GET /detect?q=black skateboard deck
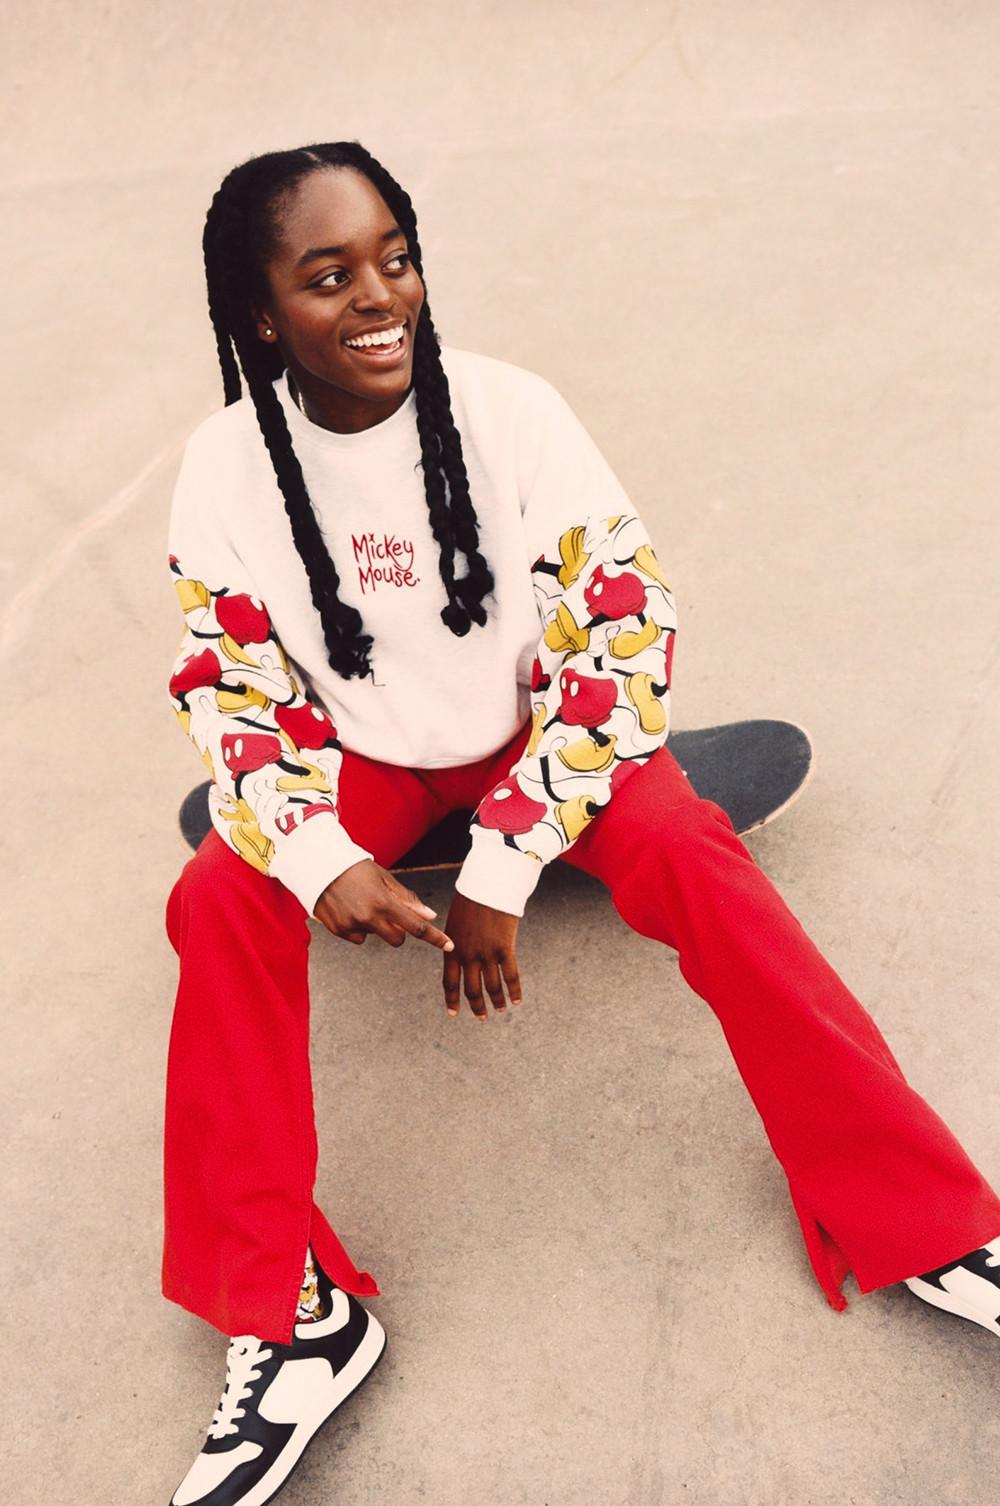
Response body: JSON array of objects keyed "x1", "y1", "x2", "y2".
[{"x1": 178, "y1": 719, "x2": 813, "y2": 873}]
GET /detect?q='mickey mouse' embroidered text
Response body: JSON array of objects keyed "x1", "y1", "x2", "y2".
[{"x1": 352, "y1": 532, "x2": 420, "y2": 594}]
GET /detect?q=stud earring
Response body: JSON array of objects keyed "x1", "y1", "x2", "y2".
[{"x1": 264, "y1": 327, "x2": 273, "y2": 336}]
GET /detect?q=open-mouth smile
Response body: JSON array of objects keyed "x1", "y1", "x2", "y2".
[{"x1": 343, "y1": 323, "x2": 408, "y2": 365}]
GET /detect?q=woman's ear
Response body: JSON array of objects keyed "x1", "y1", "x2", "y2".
[{"x1": 252, "y1": 308, "x2": 278, "y2": 343}]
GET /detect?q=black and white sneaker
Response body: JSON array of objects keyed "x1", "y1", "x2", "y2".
[
  {"x1": 904, "y1": 1235, "x2": 1000, "y2": 1337},
  {"x1": 169, "y1": 1261, "x2": 386, "y2": 1506}
]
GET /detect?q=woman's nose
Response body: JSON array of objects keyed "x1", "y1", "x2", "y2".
[{"x1": 353, "y1": 265, "x2": 395, "y2": 308}]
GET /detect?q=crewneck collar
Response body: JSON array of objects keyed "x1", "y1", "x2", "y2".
[{"x1": 274, "y1": 369, "x2": 418, "y2": 452}]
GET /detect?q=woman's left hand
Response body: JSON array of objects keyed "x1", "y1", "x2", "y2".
[{"x1": 442, "y1": 893, "x2": 522, "y2": 1019}]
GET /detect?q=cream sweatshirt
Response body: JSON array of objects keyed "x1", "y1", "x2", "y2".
[{"x1": 167, "y1": 345, "x2": 677, "y2": 916}]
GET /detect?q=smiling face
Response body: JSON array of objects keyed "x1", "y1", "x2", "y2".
[{"x1": 253, "y1": 167, "x2": 426, "y2": 434}]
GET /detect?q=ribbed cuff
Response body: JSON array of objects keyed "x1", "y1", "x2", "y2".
[
  {"x1": 266, "y1": 810, "x2": 374, "y2": 917},
  {"x1": 454, "y1": 830, "x2": 545, "y2": 917}
]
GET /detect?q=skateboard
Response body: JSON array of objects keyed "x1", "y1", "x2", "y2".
[{"x1": 177, "y1": 719, "x2": 813, "y2": 873}]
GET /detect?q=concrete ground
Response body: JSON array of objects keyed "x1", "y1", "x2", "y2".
[{"x1": 4, "y1": 3, "x2": 1000, "y2": 1502}]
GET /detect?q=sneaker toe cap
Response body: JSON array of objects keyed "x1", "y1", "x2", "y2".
[{"x1": 171, "y1": 1440, "x2": 263, "y2": 1505}]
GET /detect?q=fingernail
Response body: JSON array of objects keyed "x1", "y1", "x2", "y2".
[
  {"x1": 418, "y1": 904, "x2": 437, "y2": 918},
  {"x1": 443, "y1": 940, "x2": 455, "y2": 952},
  {"x1": 447, "y1": 1007, "x2": 458, "y2": 1017}
]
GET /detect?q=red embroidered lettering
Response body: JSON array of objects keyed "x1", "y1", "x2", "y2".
[{"x1": 354, "y1": 533, "x2": 420, "y2": 594}]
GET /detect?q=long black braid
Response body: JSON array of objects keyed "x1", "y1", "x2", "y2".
[{"x1": 201, "y1": 142, "x2": 495, "y2": 679}]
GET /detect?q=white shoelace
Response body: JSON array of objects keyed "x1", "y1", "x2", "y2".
[{"x1": 208, "y1": 1336, "x2": 274, "y2": 1440}]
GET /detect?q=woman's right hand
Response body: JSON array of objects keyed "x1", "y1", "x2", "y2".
[{"x1": 314, "y1": 859, "x2": 454, "y2": 952}]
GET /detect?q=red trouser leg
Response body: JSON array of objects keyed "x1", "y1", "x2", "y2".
[
  {"x1": 163, "y1": 751, "x2": 449, "y2": 1343},
  {"x1": 562, "y1": 746, "x2": 1000, "y2": 1310}
]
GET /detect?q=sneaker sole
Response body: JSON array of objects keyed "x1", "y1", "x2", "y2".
[
  {"x1": 232, "y1": 1310, "x2": 387, "y2": 1506},
  {"x1": 904, "y1": 1275, "x2": 1000, "y2": 1337}
]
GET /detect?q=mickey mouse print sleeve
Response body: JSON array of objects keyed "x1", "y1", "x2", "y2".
[
  {"x1": 166, "y1": 431, "x2": 373, "y2": 916},
  {"x1": 454, "y1": 375, "x2": 678, "y2": 917}
]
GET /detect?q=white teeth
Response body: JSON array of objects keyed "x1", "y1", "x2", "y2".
[{"x1": 347, "y1": 323, "x2": 405, "y2": 349}]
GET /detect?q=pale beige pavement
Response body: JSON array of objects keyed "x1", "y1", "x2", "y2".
[{"x1": 3, "y1": 3, "x2": 1000, "y2": 1503}]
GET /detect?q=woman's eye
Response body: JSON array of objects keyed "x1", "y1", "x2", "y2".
[{"x1": 315, "y1": 253, "x2": 409, "y2": 290}]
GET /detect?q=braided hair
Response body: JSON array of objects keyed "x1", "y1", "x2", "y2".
[{"x1": 202, "y1": 142, "x2": 495, "y2": 679}]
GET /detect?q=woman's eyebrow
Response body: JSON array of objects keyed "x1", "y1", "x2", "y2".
[{"x1": 294, "y1": 226, "x2": 405, "y2": 270}]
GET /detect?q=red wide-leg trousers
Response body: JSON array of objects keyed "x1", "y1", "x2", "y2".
[{"x1": 163, "y1": 723, "x2": 1000, "y2": 1342}]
